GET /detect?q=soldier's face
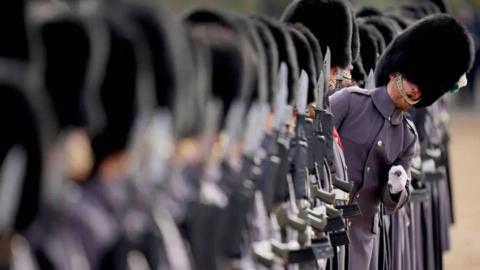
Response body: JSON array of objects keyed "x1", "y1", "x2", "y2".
[
  {"x1": 402, "y1": 79, "x2": 422, "y2": 101},
  {"x1": 388, "y1": 74, "x2": 422, "y2": 111}
]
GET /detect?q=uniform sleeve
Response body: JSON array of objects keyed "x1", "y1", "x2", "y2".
[
  {"x1": 329, "y1": 89, "x2": 351, "y2": 130},
  {"x1": 382, "y1": 130, "x2": 418, "y2": 213}
]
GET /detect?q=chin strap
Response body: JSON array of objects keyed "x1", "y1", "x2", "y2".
[{"x1": 394, "y1": 73, "x2": 421, "y2": 106}]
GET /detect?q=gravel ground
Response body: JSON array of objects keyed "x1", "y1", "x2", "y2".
[{"x1": 444, "y1": 108, "x2": 480, "y2": 269}]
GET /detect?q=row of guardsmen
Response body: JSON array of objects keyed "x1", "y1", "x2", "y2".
[{"x1": 0, "y1": 0, "x2": 474, "y2": 269}]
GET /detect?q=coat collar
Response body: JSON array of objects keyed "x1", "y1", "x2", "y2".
[{"x1": 371, "y1": 86, "x2": 403, "y2": 126}]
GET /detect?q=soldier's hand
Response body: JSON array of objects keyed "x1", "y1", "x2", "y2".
[
  {"x1": 388, "y1": 165, "x2": 408, "y2": 194},
  {"x1": 422, "y1": 158, "x2": 436, "y2": 173}
]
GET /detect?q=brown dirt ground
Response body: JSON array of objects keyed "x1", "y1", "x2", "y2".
[{"x1": 444, "y1": 109, "x2": 480, "y2": 269}]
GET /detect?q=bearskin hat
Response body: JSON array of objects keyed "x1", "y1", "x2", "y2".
[
  {"x1": 385, "y1": 13, "x2": 413, "y2": 30},
  {"x1": 89, "y1": 13, "x2": 139, "y2": 167},
  {"x1": 235, "y1": 17, "x2": 269, "y2": 105},
  {"x1": 358, "y1": 23, "x2": 383, "y2": 74},
  {"x1": 375, "y1": 14, "x2": 475, "y2": 107},
  {"x1": 351, "y1": 59, "x2": 367, "y2": 87},
  {"x1": 428, "y1": 0, "x2": 448, "y2": 13},
  {"x1": 0, "y1": 0, "x2": 29, "y2": 60},
  {"x1": 289, "y1": 27, "x2": 317, "y2": 103},
  {"x1": 361, "y1": 15, "x2": 401, "y2": 46},
  {"x1": 0, "y1": 84, "x2": 42, "y2": 232},
  {"x1": 253, "y1": 20, "x2": 279, "y2": 106},
  {"x1": 116, "y1": 1, "x2": 199, "y2": 138},
  {"x1": 281, "y1": 0, "x2": 353, "y2": 69},
  {"x1": 356, "y1": 6, "x2": 383, "y2": 18},
  {"x1": 185, "y1": 9, "x2": 257, "y2": 123},
  {"x1": 254, "y1": 16, "x2": 299, "y2": 104},
  {"x1": 397, "y1": 2, "x2": 440, "y2": 21},
  {"x1": 38, "y1": 17, "x2": 90, "y2": 129},
  {"x1": 293, "y1": 24, "x2": 323, "y2": 81},
  {"x1": 351, "y1": 9, "x2": 360, "y2": 63}
]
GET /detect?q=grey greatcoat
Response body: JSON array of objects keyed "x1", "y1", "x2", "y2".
[{"x1": 329, "y1": 86, "x2": 417, "y2": 270}]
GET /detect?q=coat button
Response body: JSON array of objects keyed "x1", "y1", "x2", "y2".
[
  {"x1": 377, "y1": 140, "x2": 383, "y2": 147},
  {"x1": 356, "y1": 194, "x2": 360, "y2": 199},
  {"x1": 366, "y1": 167, "x2": 371, "y2": 173}
]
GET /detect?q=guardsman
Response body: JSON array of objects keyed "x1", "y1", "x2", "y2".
[{"x1": 329, "y1": 14, "x2": 474, "y2": 270}]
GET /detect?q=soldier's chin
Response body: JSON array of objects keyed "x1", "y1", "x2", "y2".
[
  {"x1": 395, "y1": 98, "x2": 409, "y2": 110},
  {"x1": 400, "y1": 101, "x2": 411, "y2": 111}
]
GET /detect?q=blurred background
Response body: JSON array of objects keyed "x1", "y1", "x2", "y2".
[{"x1": 159, "y1": 0, "x2": 480, "y2": 269}]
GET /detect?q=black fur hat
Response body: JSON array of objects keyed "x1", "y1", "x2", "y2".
[
  {"x1": 356, "y1": 6, "x2": 383, "y2": 18},
  {"x1": 190, "y1": 25, "x2": 247, "y2": 123},
  {"x1": 81, "y1": 5, "x2": 139, "y2": 166},
  {"x1": 236, "y1": 17, "x2": 269, "y2": 105},
  {"x1": 358, "y1": 23, "x2": 384, "y2": 74},
  {"x1": 0, "y1": 0, "x2": 29, "y2": 60},
  {"x1": 361, "y1": 16, "x2": 401, "y2": 46},
  {"x1": 185, "y1": 10, "x2": 257, "y2": 124},
  {"x1": 369, "y1": 24, "x2": 386, "y2": 56},
  {"x1": 38, "y1": 17, "x2": 90, "y2": 129},
  {"x1": 351, "y1": 58, "x2": 367, "y2": 87},
  {"x1": 184, "y1": 8, "x2": 239, "y2": 28},
  {"x1": 294, "y1": 25, "x2": 323, "y2": 78},
  {"x1": 117, "y1": 1, "x2": 199, "y2": 139},
  {"x1": 281, "y1": 0, "x2": 353, "y2": 69},
  {"x1": 289, "y1": 27, "x2": 317, "y2": 103},
  {"x1": 396, "y1": 5, "x2": 424, "y2": 21},
  {"x1": 121, "y1": 1, "x2": 195, "y2": 111},
  {"x1": 0, "y1": 3, "x2": 42, "y2": 230},
  {"x1": 254, "y1": 16, "x2": 299, "y2": 104},
  {"x1": 253, "y1": 20, "x2": 279, "y2": 106},
  {"x1": 385, "y1": 13, "x2": 413, "y2": 30},
  {"x1": 375, "y1": 15, "x2": 475, "y2": 107},
  {"x1": 427, "y1": 0, "x2": 448, "y2": 13},
  {"x1": 397, "y1": 2, "x2": 440, "y2": 21},
  {"x1": 0, "y1": 83, "x2": 42, "y2": 232},
  {"x1": 420, "y1": 1, "x2": 442, "y2": 15},
  {"x1": 351, "y1": 10, "x2": 360, "y2": 63}
]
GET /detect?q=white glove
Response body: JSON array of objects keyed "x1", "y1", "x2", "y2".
[
  {"x1": 388, "y1": 165, "x2": 408, "y2": 194},
  {"x1": 422, "y1": 159, "x2": 436, "y2": 173}
]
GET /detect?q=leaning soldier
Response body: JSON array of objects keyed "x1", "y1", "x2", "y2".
[{"x1": 329, "y1": 14, "x2": 474, "y2": 270}]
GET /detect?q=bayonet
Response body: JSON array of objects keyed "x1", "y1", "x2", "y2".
[
  {"x1": 323, "y1": 48, "x2": 331, "y2": 108},
  {"x1": 273, "y1": 63, "x2": 289, "y2": 131},
  {"x1": 222, "y1": 100, "x2": 247, "y2": 158},
  {"x1": 316, "y1": 71, "x2": 325, "y2": 110},
  {"x1": 243, "y1": 102, "x2": 269, "y2": 158},
  {"x1": 0, "y1": 147, "x2": 27, "y2": 232},
  {"x1": 296, "y1": 70, "x2": 309, "y2": 115},
  {"x1": 200, "y1": 98, "x2": 222, "y2": 159},
  {"x1": 365, "y1": 69, "x2": 375, "y2": 90}
]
